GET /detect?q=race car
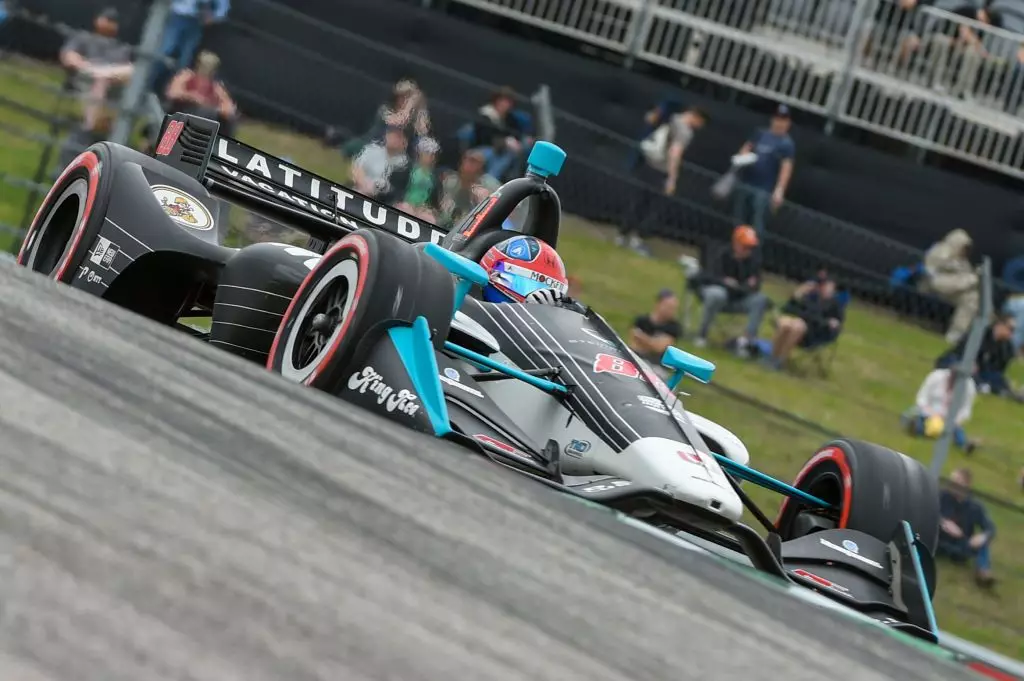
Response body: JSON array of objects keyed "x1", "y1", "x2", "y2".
[{"x1": 17, "y1": 112, "x2": 941, "y2": 644}]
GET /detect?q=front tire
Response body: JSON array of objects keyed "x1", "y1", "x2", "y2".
[
  {"x1": 267, "y1": 229, "x2": 454, "y2": 392},
  {"x1": 776, "y1": 438, "x2": 940, "y2": 555}
]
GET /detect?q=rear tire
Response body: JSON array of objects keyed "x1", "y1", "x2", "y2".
[
  {"x1": 18, "y1": 146, "x2": 111, "y2": 282},
  {"x1": 267, "y1": 229, "x2": 454, "y2": 392},
  {"x1": 776, "y1": 438, "x2": 940, "y2": 555}
]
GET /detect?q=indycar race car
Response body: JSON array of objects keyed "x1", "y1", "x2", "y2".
[{"x1": 19, "y1": 113, "x2": 942, "y2": 644}]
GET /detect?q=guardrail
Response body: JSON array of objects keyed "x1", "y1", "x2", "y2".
[{"x1": 442, "y1": 0, "x2": 1024, "y2": 180}]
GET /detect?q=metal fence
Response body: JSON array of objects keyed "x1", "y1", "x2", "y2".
[
  {"x1": 0, "y1": 0, "x2": 1023, "y2": 664},
  {"x1": 441, "y1": 0, "x2": 1024, "y2": 179}
]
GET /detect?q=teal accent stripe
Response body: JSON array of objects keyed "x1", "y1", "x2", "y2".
[
  {"x1": 712, "y1": 453, "x2": 832, "y2": 509},
  {"x1": 904, "y1": 520, "x2": 939, "y2": 635},
  {"x1": 389, "y1": 317, "x2": 451, "y2": 437},
  {"x1": 444, "y1": 341, "x2": 568, "y2": 395}
]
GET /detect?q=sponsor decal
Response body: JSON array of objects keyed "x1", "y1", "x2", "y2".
[
  {"x1": 444, "y1": 367, "x2": 460, "y2": 381},
  {"x1": 842, "y1": 539, "x2": 860, "y2": 554},
  {"x1": 792, "y1": 569, "x2": 851, "y2": 596},
  {"x1": 347, "y1": 366, "x2": 421, "y2": 417},
  {"x1": 502, "y1": 236, "x2": 538, "y2": 261},
  {"x1": 474, "y1": 434, "x2": 527, "y2": 458},
  {"x1": 440, "y1": 373, "x2": 483, "y2": 398},
  {"x1": 152, "y1": 185, "x2": 214, "y2": 231},
  {"x1": 581, "y1": 479, "x2": 631, "y2": 494},
  {"x1": 76, "y1": 265, "x2": 105, "y2": 286},
  {"x1": 214, "y1": 138, "x2": 445, "y2": 245},
  {"x1": 638, "y1": 394, "x2": 670, "y2": 415},
  {"x1": 89, "y1": 236, "x2": 119, "y2": 270},
  {"x1": 277, "y1": 245, "x2": 321, "y2": 270},
  {"x1": 819, "y1": 538, "x2": 884, "y2": 570},
  {"x1": 155, "y1": 120, "x2": 184, "y2": 156},
  {"x1": 564, "y1": 439, "x2": 591, "y2": 458},
  {"x1": 593, "y1": 353, "x2": 641, "y2": 379}
]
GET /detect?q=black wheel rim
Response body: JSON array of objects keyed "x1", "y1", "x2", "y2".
[
  {"x1": 291, "y1": 274, "x2": 351, "y2": 371},
  {"x1": 28, "y1": 178, "x2": 88, "y2": 275}
]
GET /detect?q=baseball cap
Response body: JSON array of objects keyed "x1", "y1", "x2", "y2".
[
  {"x1": 98, "y1": 7, "x2": 119, "y2": 21},
  {"x1": 774, "y1": 104, "x2": 791, "y2": 119},
  {"x1": 732, "y1": 224, "x2": 759, "y2": 248},
  {"x1": 657, "y1": 287, "x2": 676, "y2": 301}
]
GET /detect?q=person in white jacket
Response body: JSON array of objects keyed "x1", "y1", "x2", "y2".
[{"x1": 901, "y1": 367, "x2": 980, "y2": 453}]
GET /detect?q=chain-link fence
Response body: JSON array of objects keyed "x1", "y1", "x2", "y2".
[{"x1": 1, "y1": 0, "x2": 1022, "y2": 659}]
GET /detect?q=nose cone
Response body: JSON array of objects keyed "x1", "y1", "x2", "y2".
[{"x1": 595, "y1": 437, "x2": 743, "y2": 522}]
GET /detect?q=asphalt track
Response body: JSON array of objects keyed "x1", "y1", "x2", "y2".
[{"x1": 0, "y1": 259, "x2": 978, "y2": 681}]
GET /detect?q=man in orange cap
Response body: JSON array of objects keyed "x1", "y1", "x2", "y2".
[{"x1": 694, "y1": 225, "x2": 771, "y2": 355}]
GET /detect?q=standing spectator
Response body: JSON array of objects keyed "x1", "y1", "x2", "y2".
[
  {"x1": 692, "y1": 225, "x2": 771, "y2": 352},
  {"x1": 938, "y1": 468, "x2": 996, "y2": 587},
  {"x1": 936, "y1": 314, "x2": 1020, "y2": 400},
  {"x1": 59, "y1": 7, "x2": 134, "y2": 135},
  {"x1": 439, "y1": 148, "x2": 500, "y2": 229},
  {"x1": 153, "y1": 0, "x2": 231, "y2": 92},
  {"x1": 340, "y1": 79, "x2": 431, "y2": 158},
  {"x1": 629, "y1": 288, "x2": 683, "y2": 362},
  {"x1": 395, "y1": 137, "x2": 443, "y2": 222},
  {"x1": 626, "y1": 95, "x2": 683, "y2": 171},
  {"x1": 763, "y1": 274, "x2": 846, "y2": 371},
  {"x1": 459, "y1": 87, "x2": 532, "y2": 182},
  {"x1": 901, "y1": 366, "x2": 980, "y2": 453},
  {"x1": 731, "y1": 105, "x2": 795, "y2": 236},
  {"x1": 617, "y1": 106, "x2": 709, "y2": 256},
  {"x1": 165, "y1": 50, "x2": 237, "y2": 135},
  {"x1": 918, "y1": 228, "x2": 979, "y2": 344},
  {"x1": 350, "y1": 126, "x2": 411, "y2": 202},
  {"x1": 1004, "y1": 290, "x2": 1024, "y2": 353}
]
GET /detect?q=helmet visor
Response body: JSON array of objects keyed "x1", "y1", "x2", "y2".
[{"x1": 489, "y1": 261, "x2": 567, "y2": 301}]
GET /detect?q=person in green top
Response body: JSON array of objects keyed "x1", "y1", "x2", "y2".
[{"x1": 396, "y1": 137, "x2": 443, "y2": 222}]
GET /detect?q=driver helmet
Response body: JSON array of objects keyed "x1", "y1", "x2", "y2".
[{"x1": 479, "y1": 235, "x2": 569, "y2": 303}]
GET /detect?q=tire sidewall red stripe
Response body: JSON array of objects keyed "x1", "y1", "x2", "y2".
[{"x1": 775, "y1": 445, "x2": 853, "y2": 529}]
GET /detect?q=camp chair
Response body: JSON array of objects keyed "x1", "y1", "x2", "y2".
[{"x1": 788, "y1": 288, "x2": 851, "y2": 378}]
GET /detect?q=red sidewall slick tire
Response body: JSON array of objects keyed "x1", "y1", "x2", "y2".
[
  {"x1": 267, "y1": 229, "x2": 454, "y2": 393},
  {"x1": 18, "y1": 147, "x2": 109, "y2": 284},
  {"x1": 777, "y1": 438, "x2": 940, "y2": 555}
]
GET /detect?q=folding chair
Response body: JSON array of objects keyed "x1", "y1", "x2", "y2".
[{"x1": 789, "y1": 288, "x2": 850, "y2": 378}]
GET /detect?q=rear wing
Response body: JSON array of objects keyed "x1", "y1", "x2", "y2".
[{"x1": 152, "y1": 113, "x2": 449, "y2": 250}]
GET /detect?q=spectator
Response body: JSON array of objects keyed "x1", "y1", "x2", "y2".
[
  {"x1": 341, "y1": 79, "x2": 431, "y2": 158},
  {"x1": 395, "y1": 137, "x2": 443, "y2": 222},
  {"x1": 459, "y1": 86, "x2": 532, "y2": 182},
  {"x1": 932, "y1": 3, "x2": 1003, "y2": 99},
  {"x1": 866, "y1": 0, "x2": 935, "y2": 67},
  {"x1": 693, "y1": 225, "x2": 771, "y2": 353},
  {"x1": 350, "y1": 125, "x2": 411, "y2": 202},
  {"x1": 901, "y1": 365, "x2": 980, "y2": 453},
  {"x1": 918, "y1": 228, "x2": 979, "y2": 344},
  {"x1": 629, "y1": 288, "x2": 683, "y2": 362},
  {"x1": 626, "y1": 95, "x2": 683, "y2": 171},
  {"x1": 731, "y1": 104, "x2": 795, "y2": 236},
  {"x1": 165, "y1": 50, "x2": 237, "y2": 135},
  {"x1": 938, "y1": 468, "x2": 996, "y2": 587},
  {"x1": 1004, "y1": 290, "x2": 1024, "y2": 354},
  {"x1": 936, "y1": 314, "x2": 1020, "y2": 400},
  {"x1": 59, "y1": 7, "x2": 134, "y2": 134},
  {"x1": 617, "y1": 106, "x2": 709, "y2": 257},
  {"x1": 153, "y1": 0, "x2": 231, "y2": 92},
  {"x1": 439, "y1": 148, "x2": 500, "y2": 229},
  {"x1": 763, "y1": 273, "x2": 846, "y2": 371}
]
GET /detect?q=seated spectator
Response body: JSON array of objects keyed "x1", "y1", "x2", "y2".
[
  {"x1": 459, "y1": 86, "x2": 533, "y2": 182},
  {"x1": 917, "y1": 228, "x2": 979, "y2": 344},
  {"x1": 152, "y1": 0, "x2": 230, "y2": 94},
  {"x1": 629, "y1": 289, "x2": 682, "y2": 362},
  {"x1": 1004, "y1": 291, "x2": 1024, "y2": 354},
  {"x1": 763, "y1": 273, "x2": 845, "y2": 371},
  {"x1": 59, "y1": 7, "x2": 134, "y2": 134},
  {"x1": 341, "y1": 79, "x2": 430, "y2": 158},
  {"x1": 165, "y1": 50, "x2": 237, "y2": 135},
  {"x1": 936, "y1": 314, "x2": 1020, "y2": 401},
  {"x1": 938, "y1": 468, "x2": 996, "y2": 587},
  {"x1": 350, "y1": 125, "x2": 411, "y2": 202},
  {"x1": 395, "y1": 137, "x2": 443, "y2": 222},
  {"x1": 901, "y1": 365, "x2": 979, "y2": 453},
  {"x1": 439, "y1": 148, "x2": 499, "y2": 229}
]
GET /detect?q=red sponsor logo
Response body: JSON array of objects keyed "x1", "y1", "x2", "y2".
[
  {"x1": 793, "y1": 569, "x2": 849, "y2": 594},
  {"x1": 155, "y1": 120, "x2": 184, "y2": 156},
  {"x1": 678, "y1": 448, "x2": 703, "y2": 465},
  {"x1": 593, "y1": 353, "x2": 640, "y2": 378},
  {"x1": 474, "y1": 434, "x2": 524, "y2": 457}
]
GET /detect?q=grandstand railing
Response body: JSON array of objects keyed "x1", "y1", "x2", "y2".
[{"x1": 441, "y1": 0, "x2": 1024, "y2": 180}]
